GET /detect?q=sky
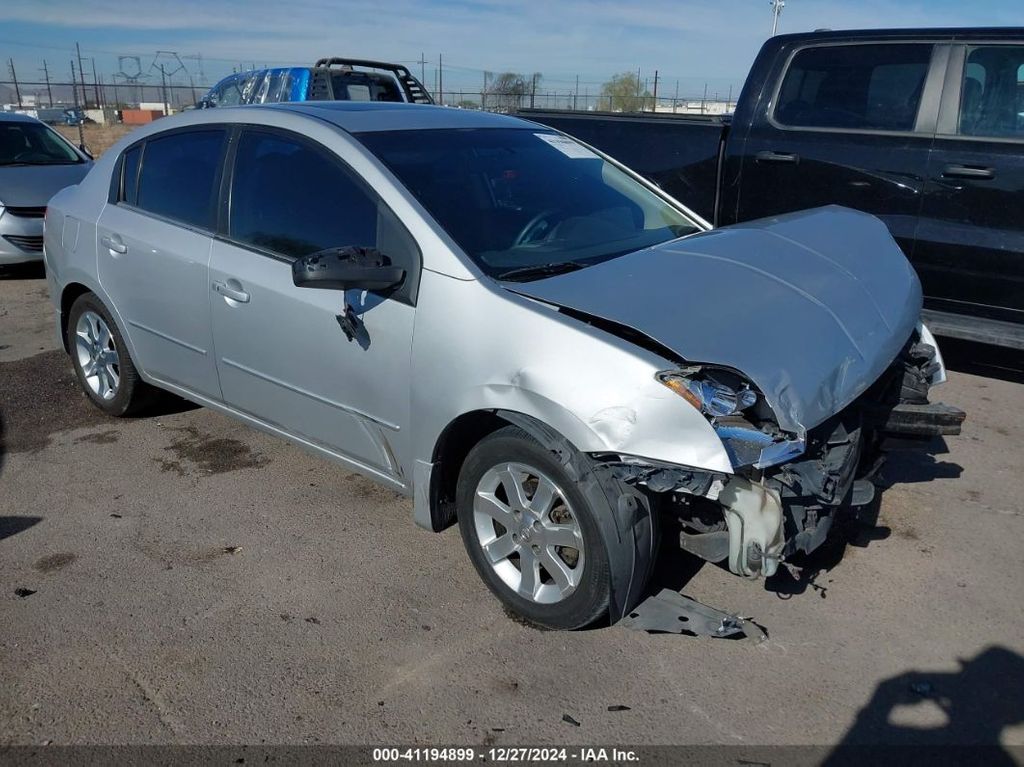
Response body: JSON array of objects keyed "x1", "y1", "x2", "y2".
[{"x1": 0, "y1": 0, "x2": 1021, "y2": 100}]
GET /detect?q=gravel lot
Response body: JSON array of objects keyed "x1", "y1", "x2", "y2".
[{"x1": 1, "y1": 263, "x2": 1022, "y2": 751}]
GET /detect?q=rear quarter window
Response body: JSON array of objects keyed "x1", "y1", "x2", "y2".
[{"x1": 775, "y1": 43, "x2": 934, "y2": 132}]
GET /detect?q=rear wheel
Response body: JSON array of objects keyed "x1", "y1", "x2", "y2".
[
  {"x1": 456, "y1": 426, "x2": 611, "y2": 629},
  {"x1": 66, "y1": 293, "x2": 154, "y2": 416}
]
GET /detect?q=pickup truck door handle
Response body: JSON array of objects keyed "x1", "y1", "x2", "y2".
[
  {"x1": 941, "y1": 164, "x2": 995, "y2": 180},
  {"x1": 755, "y1": 150, "x2": 800, "y2": 164},
  {"x1": 213, "y1": 281, "x2": 250, "y2": 304},
  {"x1": 100, "y1": 234, "x2": 128, "y2": 254}
]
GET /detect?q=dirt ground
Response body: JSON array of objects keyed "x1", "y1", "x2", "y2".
[{"x1": 1, "y1": 264, "x2": 1022, "y2": 752}]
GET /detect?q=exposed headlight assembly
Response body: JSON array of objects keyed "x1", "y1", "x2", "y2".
[
  {"x1": 657, "y1": 369, "x2": 804, "y2": 469},
  {"x1": 656, "y1": 371, "x2": 757, "y2": 418}
]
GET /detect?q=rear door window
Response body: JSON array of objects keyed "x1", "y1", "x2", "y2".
[
  {"x1": 958, "y1": 45, "x2": 1024, "y2": 139},
  {"x1": 775, "y1": 43, "x2": 933, "y2": 131},
  {"x1": 136, "y1": 129, "x2": 226, "y2": 230}
]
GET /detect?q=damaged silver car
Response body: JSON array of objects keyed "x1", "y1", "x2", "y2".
[{"x1": 44, "y1": 102, "x2": 964, "y2": 629}]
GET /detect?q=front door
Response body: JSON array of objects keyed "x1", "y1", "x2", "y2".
[
  {"x1": 96, "y1": 128, "x2": 226, "y2": 400},
  {"x1": 918, "y1": 42, "x2": 1024, "y2": 327},
  {"x1": 209, "y1": 127, "x2": 420, "y2": 482},
  {"x1": 728, "y1": 41, "x2": 941, "y2": 260}
]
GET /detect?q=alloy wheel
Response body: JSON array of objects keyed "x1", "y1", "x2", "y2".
[
  {"x1": 472, "y1": 462, "x2": 586, "y2": 604},
  {"x1": 75, "y1": 310, "x2": 120, "y2": 400}
]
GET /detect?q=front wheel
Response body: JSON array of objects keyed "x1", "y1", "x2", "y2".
[{"x1": 456, "y1": 426, "x2": 612, "y2": 630}]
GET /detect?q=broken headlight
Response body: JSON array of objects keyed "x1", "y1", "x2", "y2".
[
  {"x1": 657, "y1": 369, "x2": 805, "y2": 469},
  {"x1": 656, "y1": 370, "x2": 757, "y2": 418}
]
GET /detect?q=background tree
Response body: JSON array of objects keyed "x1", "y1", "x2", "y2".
[
  {"x1": 600, "y1": 71, "x2": 652, "y2": 112},
  {"x1": 483, "y1": 71, "x2": 542, "y2": 112}
]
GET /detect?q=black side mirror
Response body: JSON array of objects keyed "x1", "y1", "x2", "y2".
[{"x1": 292, "y1": 247, "x2": 405, "y2": 293}]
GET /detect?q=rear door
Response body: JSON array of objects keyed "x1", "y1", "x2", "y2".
[
  {"x1": 730, "y1": 40, "x2": 946, "y2": 259},
  {"x1": 917, "y1": 42, "x2": 1024, "y2": 331},
  {"x1": 96, "y1": 128, "x2": 226, "y2": 399},
  {"x1": 208, "y1": 126, "x2": 420, "y2": 483}
]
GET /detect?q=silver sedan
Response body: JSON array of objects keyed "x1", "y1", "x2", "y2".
[
  {"x1": 43, "y1": 102, "x2": 962, "y2": 629},
  {"x1": 0, "y1": 112, "x2": 91, "y2": 265}
]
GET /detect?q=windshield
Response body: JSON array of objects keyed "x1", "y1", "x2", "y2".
[
  {"x1": 0, "y1": 121, "x2": 83, "y2": 166},
  {"x1": 356, "y1": 128, "x2": 699, "y2": 279}
]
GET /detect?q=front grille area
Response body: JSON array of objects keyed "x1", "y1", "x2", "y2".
[
  {"x1": 2, "y1": 234, "x2": 44, "y2": 253},
  {"x1": 4, "y1": 206, "x2": 46, "y2": 219}
]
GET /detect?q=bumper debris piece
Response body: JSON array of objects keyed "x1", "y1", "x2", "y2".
[
  {"x1": 864, "y1": 402, "x2": 966, "y2": 437},
  {"x1": 620, "y1": 589, "x2": 766, "y2": 643}
]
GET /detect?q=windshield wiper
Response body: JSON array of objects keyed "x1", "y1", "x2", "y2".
[{"x1": 496, "y1": 261, "x2": 587, "y2": 282}]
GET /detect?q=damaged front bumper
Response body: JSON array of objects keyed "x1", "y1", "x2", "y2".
[{"x1": 597, "y1": 333, "x2": 965, "y2": 581}]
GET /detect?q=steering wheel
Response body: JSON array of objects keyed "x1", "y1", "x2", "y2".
[{"x1": 514, "y1": 209, "x2": 564, "y2": 247}]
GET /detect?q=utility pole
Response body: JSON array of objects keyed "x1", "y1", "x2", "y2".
[
  {"x1": 573, "y1": 74, "x2": 579, "y2": 111},
  {"x1": 8, "y1": 59, "x2": 22, "y2": 108},
  {"x1": 770, "y1": 0, "x2": 786, "y2": 36},
  {"x1": 419, "y1": 52, "x2": 426, "y2": 86},
  {"x1": 91, "y1": 57, "x2": 101, "y2": 108},
  {"x1": 482, "y1": 71, "x2": 488, "y2": 110},
  {"x1": 652, "y1": 70, "x2": 659, "y2": 112},
  {"x1": 635, "y1": 66, "x2": 641, "y2": 100},
  {"x1": 41, "y1": 60, "x2": 53, "y2": 106},
  {"x1": 75, "y1": 42, "x2": 88, "y2": 108},
  {"x1": 673, "y1": 79, "x2": 679, "y2": 113},
  {"x1": 438, "y1": 53, "x2": 443, "y2": 105},
  {"x1": 158, "y1": 64, "x2": 169, "y2": 115},
  {"x1": 70, "y1": 60, "x2": 85, "y2": 148},
  {"x1": 530, "y1": 73, "x2": 537, "y2": 109},
  {"x1": 701, "y1": 82, "x2": 708, "y2": 115}
]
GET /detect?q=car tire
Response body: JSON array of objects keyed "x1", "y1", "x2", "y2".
[
  {"x1": 66, "y1": 293, "x2": 154, "y2": 416},
  {"x1": 456, "y1": 425, "x2": 611, "y2": 630}
]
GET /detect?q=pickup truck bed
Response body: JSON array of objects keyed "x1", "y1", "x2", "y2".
[
  {"x1": 520, "y1": 109, "x2": 725, "y2": 222},
  {"x1": 521, "y1": 27, "x2": 1024, "y2": 350}
]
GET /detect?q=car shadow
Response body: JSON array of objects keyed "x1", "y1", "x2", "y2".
[
  {"x1": 0, "y1": 262, "x2": 46, "y2": 281},
  {"x1": 142, "y1": 393, "x2": 201, "y2": 418},
  {"x1": 647, "y1": 517, "x2": 707, "y2": 595},
  {"x1": 874, "y1": 437, "x2": 963, "y2": 488},
  {"x1": 824, "y1": 645, "x2": 1024, "y2": 764},
  {"x1": 0, "y1": 516, "x2": 42, "y2": 541}
]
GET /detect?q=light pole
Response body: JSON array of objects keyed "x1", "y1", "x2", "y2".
[{"x1": 770, "y1": 0, "x2": 785, "y2": 36}]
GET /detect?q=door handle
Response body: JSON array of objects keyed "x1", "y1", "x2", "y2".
[
  {"x1": 213, "y1": 281, "x2": 250, "y2": 303},
  {"x1": 755, "y1": 150, "x2": 800, "y2": 164},
  {"x1": 941, "y1": 164, "x2": 995, "y2": 180},
  {"x1": 100, "y1": 234, "x2": 128, "y2": 254}
]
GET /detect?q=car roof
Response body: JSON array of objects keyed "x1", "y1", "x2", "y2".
[
  {"x1": 0, "y1": 111, "x2": 43, "y2": 124},
  {"x1": 264, "y1": 101, "x2": 535, "y2": 133}
]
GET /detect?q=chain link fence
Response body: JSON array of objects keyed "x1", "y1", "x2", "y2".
[{"x1": 1, "y1": 78, "x2": 736, "y2": 122}]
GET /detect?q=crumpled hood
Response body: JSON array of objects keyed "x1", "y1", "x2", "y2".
[
  {"x1": 505, "y1": 206, "x2": 922, "y2": 436},
  {"x1": 0, "y1": 163, "x2": 91, "y2": 207}
]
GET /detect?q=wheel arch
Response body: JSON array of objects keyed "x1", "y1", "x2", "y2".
[
  {"x1": 428, "y1": 407, "x2": 658, "y2": 623},
  {"x1": 59, "y1": 281, "x2": 141, "y2": 373},
  {"x1": 59, "y1": 282, "x2": 93, "y2": 352}
]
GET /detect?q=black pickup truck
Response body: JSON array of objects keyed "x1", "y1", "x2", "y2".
[{"x1": 524, "y1": 27, "x2": 1024, "y2": 349}]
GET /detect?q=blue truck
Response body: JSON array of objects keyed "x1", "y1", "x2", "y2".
[{"x1": 199, "y1": 58, "x2": 433, "y2": 108}]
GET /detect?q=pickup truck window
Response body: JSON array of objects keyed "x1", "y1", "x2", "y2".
[
  {"x1": 959, "y1": 45, "x2": 1024, "y2": 139},
  {"x1": 775, "y1": 43, "x2": 933, "y2": 132}
]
